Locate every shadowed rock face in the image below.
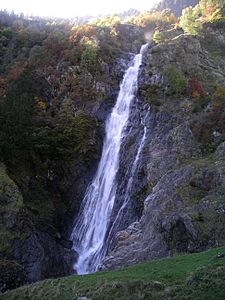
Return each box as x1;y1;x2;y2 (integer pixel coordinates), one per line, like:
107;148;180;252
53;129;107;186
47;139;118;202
102;32;225;270
0;163;75;292
12;227;75;282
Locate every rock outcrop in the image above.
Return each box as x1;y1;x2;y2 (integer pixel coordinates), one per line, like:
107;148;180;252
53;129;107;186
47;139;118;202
102;30;225;270
0;163;75;292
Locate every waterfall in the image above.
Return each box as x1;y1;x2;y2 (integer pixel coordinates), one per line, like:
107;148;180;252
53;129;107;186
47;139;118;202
71;44;148;275
106;105;150;247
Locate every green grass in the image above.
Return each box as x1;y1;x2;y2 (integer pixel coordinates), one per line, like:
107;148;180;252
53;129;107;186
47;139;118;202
2;246;225;300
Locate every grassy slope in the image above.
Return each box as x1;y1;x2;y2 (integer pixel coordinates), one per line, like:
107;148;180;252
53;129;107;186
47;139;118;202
2;246;225;300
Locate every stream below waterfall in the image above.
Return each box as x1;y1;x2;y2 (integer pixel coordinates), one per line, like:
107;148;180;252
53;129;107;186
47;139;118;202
71;43;148;275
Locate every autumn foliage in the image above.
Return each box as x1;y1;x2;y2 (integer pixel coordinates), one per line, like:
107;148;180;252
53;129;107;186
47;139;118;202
188;79;205;98
127;9;178;30
180;0;225;34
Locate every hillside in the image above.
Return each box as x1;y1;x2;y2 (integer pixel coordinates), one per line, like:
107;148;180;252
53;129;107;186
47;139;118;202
2;246;225;299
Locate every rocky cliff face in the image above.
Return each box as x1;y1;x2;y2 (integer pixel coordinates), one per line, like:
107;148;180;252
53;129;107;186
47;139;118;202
102;29;225;269
0;163;75;292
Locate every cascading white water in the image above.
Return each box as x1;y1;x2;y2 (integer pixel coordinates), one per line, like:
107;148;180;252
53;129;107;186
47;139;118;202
106;106;150;245
71;44;148;275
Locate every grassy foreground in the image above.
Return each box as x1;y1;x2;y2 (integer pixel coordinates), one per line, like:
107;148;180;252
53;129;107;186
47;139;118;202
2;246;225;300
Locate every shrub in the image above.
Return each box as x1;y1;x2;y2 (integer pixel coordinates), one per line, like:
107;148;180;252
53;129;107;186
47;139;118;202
80;37;98;73
153;30;165;43
191;86;225;153
213;86;225;101
33;113;100;162
180;6;202;35
188;79;205;99
164;65;186;96
211;86;225;111
192;97;210;113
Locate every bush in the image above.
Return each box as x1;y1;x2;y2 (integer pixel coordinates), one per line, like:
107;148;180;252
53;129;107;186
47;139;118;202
180;6;202;35
33;113;100;162
188;79;205;98
164;65;186;96
153;30;165;43
192;96;210;113
191;86;225;154
80;37;98;73
213;86;225;102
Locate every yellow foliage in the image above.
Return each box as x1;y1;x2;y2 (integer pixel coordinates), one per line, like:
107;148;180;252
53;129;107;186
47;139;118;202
214;86;225;100
80;36;98;48
34;96;46;110
38;101;46;110
127;10;178;29
90;15;121;27
110;27;118;37
192;91;201;99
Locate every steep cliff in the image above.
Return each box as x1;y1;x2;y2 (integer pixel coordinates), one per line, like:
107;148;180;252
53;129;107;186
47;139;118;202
103;24;225;269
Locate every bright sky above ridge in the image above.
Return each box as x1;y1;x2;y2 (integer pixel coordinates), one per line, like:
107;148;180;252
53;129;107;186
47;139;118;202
0;0;159;18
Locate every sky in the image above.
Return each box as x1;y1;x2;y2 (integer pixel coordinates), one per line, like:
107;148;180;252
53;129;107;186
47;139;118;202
0;0;159;18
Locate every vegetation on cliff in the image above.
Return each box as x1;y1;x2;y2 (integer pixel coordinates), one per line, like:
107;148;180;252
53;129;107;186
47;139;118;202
180;0;225;34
